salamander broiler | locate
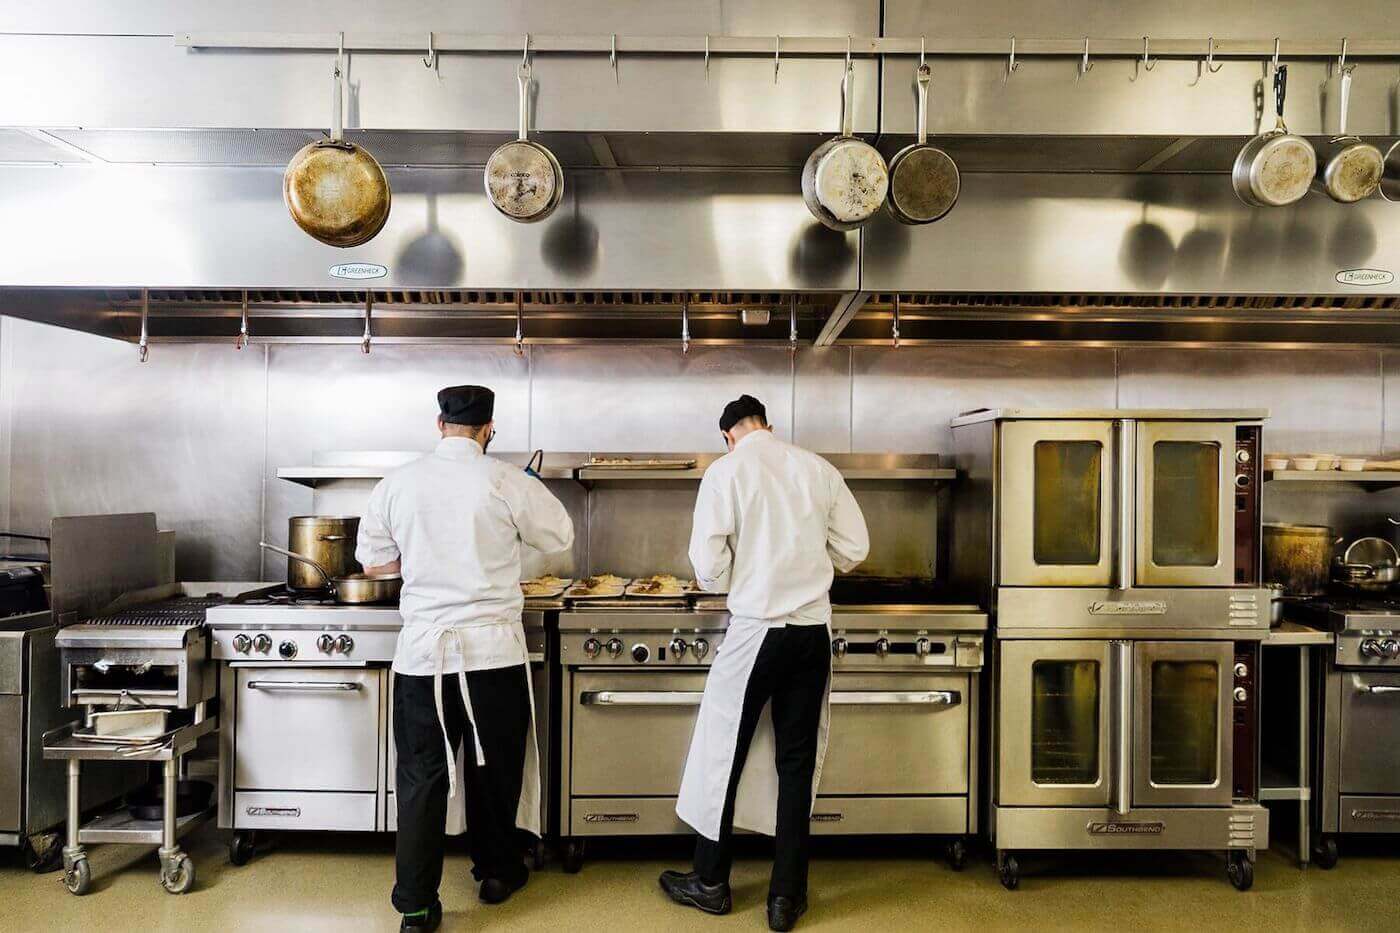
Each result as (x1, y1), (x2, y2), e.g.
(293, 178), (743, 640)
(555, 586), (987, 873)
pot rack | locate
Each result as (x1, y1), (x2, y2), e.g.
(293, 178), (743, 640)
(176, 32), (1400, 66)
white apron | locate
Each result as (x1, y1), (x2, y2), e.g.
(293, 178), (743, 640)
(675, 618), (832, 840)
(429, 619), (543, 839)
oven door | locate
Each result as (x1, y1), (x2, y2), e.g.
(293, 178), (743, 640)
(1339, 671), (1400, 795)
(1132, 641), (1233, 807)
(998, 640), (1113, 806)
(999, 420), (1117, 587)
(235, 667), (383, 792)
(1135, 422), (1235, 587)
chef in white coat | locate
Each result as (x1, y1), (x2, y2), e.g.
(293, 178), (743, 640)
(661, 394), (869, 933)
(357, 385), (573, 933)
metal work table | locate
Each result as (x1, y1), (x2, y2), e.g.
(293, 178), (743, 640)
(1259, 621), (1333, 868)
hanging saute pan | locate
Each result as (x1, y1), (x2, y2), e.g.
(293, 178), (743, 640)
(284, 39), (392, 247)
(485, 62), (564, 223)
(1232, 65), (1315, 208)
(1313, 66), (1384, 203)
(886, 63), (960, 225)
(802, 61), (888, 231)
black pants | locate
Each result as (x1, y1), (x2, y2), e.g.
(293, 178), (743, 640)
(694, 624), (830, 899)
(392, 665), (531, 914)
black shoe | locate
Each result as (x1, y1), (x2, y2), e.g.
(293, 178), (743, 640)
(400, 901), (442, 932)
(658, 870), (732, 915)
(767, 894), (807, 932)
(479, 873), (528, 905)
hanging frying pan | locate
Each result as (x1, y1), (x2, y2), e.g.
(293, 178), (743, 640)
(485, 62), (564, 223)
(1382, 141), (1400, 203)
(1313, 66), (1384, 203)
(283, 41), (392, 247)
(1232, 65), (1315, 208)
(886, 63), (960, 225)
(802, 62), (888, 231)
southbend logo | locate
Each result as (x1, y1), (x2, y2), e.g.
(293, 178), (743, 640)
(247, 806), (301, 818)
(583, 813), (639, 823)
(810, 813), (845, 822)
(1087, 601), (1167, 616)
(1087, 821), (1164, 835)
(329, 262), (388, 280)
(1336, 269), (1394, 286)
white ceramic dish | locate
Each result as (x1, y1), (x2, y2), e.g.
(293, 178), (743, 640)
(1290, 457), (1321, 471)
(1263, 457), (1290, 471)
(1339, 458), (1367, 472)
(1310, 453), (1341, 470)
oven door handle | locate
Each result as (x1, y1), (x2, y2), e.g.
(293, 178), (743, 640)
(829, 690), (961, 706)
(580, 691), (704, 706)
(246, 680), (363, 692)
(1354, 682), (1400, 695)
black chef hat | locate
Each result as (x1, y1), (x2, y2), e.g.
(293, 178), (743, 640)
(719, 394), (767, 432)
(438, 385), (495, 425)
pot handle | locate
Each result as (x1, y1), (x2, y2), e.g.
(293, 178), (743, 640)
(317, 534), (349, 542)
(839, 60), (855, 139)
(517, 62), (531, 142)
(330, 32), (345, 142)
(915, 63), (930, 146)
(1338, 65), (1352, 136)
(259, 541), (333, 586)
(1387, 517), (1400, 526)
(1273, 64), (1288, 133)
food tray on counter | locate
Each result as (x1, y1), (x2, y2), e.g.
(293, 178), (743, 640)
(625, 575), (694, 598)
(564, 575), (631, 600)
(521, 576), (572, 599)
(583, 457), (697, 471)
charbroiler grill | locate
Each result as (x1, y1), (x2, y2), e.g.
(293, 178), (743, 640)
(554, 578), (987, 874)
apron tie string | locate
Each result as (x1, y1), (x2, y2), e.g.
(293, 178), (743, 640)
(433, 627), (486, 800)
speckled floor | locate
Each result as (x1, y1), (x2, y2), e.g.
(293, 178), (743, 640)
(1, 827), (1396, 932)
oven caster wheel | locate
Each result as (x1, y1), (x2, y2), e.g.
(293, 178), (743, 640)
(161, 854), (196, 895)
(997, 851), (1019, 891)
(1226, 852), (1254, 892)
(562, 839), (585, 874)
(531, 839), (547, 871)
(230, 830), (257, 867)
(945, 838), (968, 871)
(63, 856), (91, 896)
(1314, 836), (1339, 871)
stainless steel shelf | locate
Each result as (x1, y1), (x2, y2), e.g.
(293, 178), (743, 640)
(278, 464), (579, 485)
(77, 805), (213, 846)
(578, 467), (956, 482)
(1265, 470), (1400, 490)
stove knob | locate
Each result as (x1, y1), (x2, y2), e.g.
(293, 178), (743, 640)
(336, 634), (355, 655)
(692, 638), (710, 660)
(1233, 662), (1249, 678)
(253, 634), (272, 654)
(605, 638), (624, 659)
(1233, 686), (1249, 703)
(874, 637), (892, 658)
(670, 638), (689, 659)
(631, 643), (650, 664)
(278, 640), (298, 660)
(1236, 449), (1252, 464)
(232, 634), (251, 654)
(583, 638), (602, 659)
(1362, 639), (1385, 658)
(316, 633), (335, 653)
(1384, 640), (1400, 660)
(831, 637), (848, 659)
(915, 638), (932, 657)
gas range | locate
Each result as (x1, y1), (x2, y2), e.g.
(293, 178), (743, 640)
(1293, 596), (1400, 668)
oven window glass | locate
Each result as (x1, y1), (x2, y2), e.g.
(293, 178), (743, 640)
(1151, 441), (1219, 567)
(1031, 660), (1100, 784)
(1032, 441), (1102, 566)
(1150, 660), (1219, 785)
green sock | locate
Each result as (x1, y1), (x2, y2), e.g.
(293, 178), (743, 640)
(403, 909), (430, 919)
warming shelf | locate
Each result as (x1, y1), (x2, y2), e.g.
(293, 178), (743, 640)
(1264, 470), (1400, 491)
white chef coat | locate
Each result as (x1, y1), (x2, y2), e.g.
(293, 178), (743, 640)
(355, 436), (574, 676)
(688, 430), (870, 625)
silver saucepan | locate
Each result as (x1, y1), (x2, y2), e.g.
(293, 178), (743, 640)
(1233, 65), (1315, 208)
(885, 63), (960, 225)
(484, 62), (564, 223)
(802, 62), (888, 231)
(260, 541), (401, 605)
(1312, 66), (1384, 204)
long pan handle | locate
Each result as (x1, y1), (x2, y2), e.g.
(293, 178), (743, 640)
(1338, 66), (1352, 136)
(1273, 64), (1288, 132)
(915, 63), (930, 146)
(517, 63), (531, 142)
(259, 540), (333, 586)
(331, 32), (345, 142)
(840, 61), (855, 138)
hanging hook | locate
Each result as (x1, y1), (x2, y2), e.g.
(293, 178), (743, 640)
(681, 298), (691, 355)
(236, 290), (249, 350)
(1007, 36), (1020, 77)
(138, 288), (149, 363)
(774, 35), (780, 84)
(514, 292), (525, 356)
(422, 32), (436, 70)
(361, 292), (373, 354)
(1205, 36), (1223, 74)
(891, 294), (901, 349)
(920, 36), (926, 70)
(789, 295), (798, 354)
(1141, 36), (1156, 72)
(521, 33), (530, 68)
(1078, 37), (1094, 79)
(610, 34), (618, 84)
(704, 35), (710, 79)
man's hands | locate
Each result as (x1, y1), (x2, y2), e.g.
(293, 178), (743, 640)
(365, 560), (402, 575)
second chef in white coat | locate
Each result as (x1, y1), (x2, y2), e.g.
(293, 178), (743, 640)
(357, 384), (573, 933)
(661, 394), (869, 933)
